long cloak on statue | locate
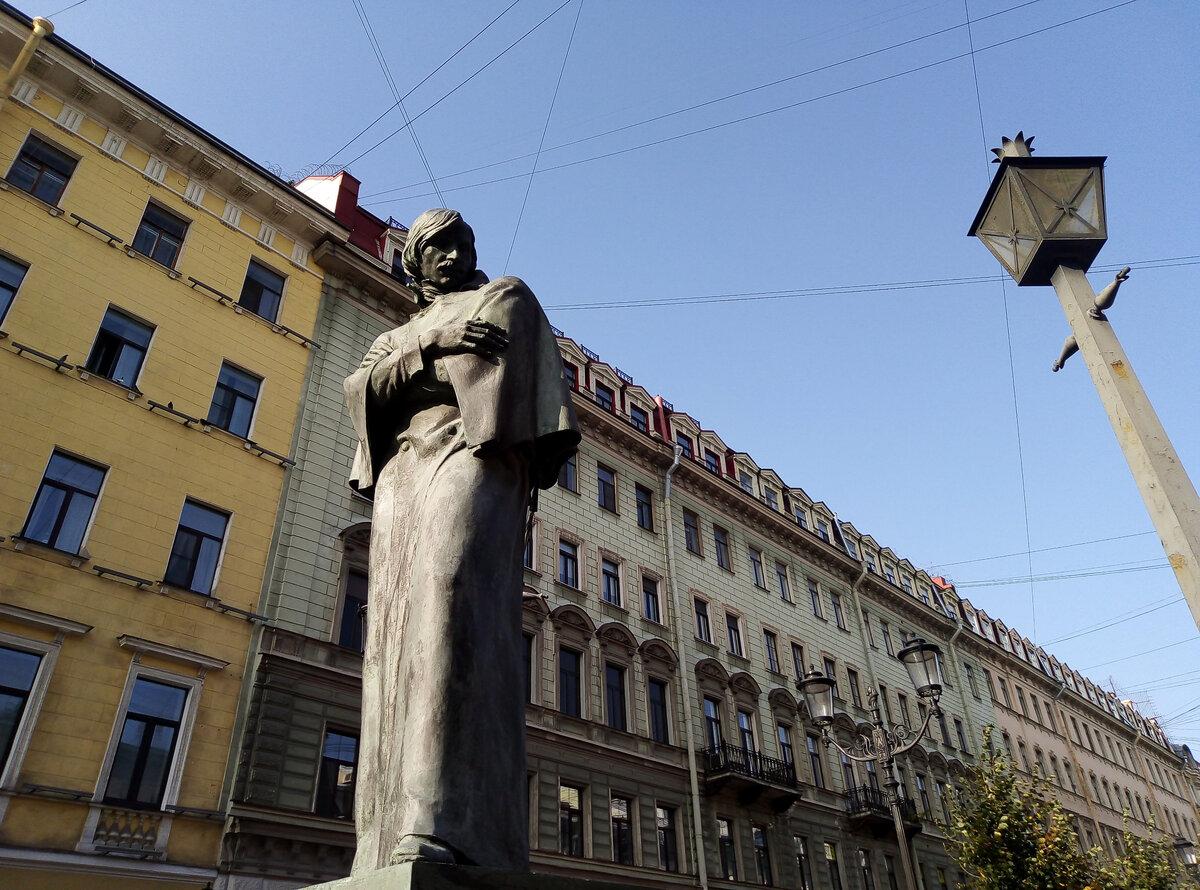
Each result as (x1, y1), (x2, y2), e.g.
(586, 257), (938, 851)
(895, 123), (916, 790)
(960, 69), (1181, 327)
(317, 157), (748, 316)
(343, 271), (578, 873)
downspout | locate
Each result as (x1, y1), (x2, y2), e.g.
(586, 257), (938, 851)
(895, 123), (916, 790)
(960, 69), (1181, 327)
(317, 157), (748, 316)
(663, 444), (707, 890)
(1054, 683), (1103, 841)
(0, 17), (53, 105)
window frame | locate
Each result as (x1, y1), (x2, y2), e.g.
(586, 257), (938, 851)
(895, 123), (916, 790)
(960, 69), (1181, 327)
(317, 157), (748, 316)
(6, 131), (78, 205)
(597, 463), (617, 512)
(558, 453), (578, 491)
(600, 555), (623, 607)
(163, 498), (230, 595)
(635, 484), (654, 531)
(725, 612), (744, 657)
(748, 546), (766, 588)
(0, 632), (63, 790)
(682, 508), (701, 554)
(656, 805), (679, 872)
(604, 662), (628, 732)
(610, 794), (635, 864)
(20, 449), (107, 555)
(641, 572), (663, 624)
(647, 676), (671, 744)
(131, 200), (190, 269)
(558, 647), (583, 717)
(693, 596), (713, 643)
(238, 258), (287, 323)
(206, 360), (262, 440)
(559, 783), (585, 857)
(713, 525), (731, 570)
(84, 304), (156, 390)
(334, 565), (369, 652)
(0, 251), (30, 328)
(763, 629), (780, 673)
(313, 725), (359, 820)
(775, 560), (791, 601)
(557, 537), (580, 588)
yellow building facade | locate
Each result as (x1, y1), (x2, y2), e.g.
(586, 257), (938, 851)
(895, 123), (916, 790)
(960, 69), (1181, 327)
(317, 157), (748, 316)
(0, 7), (347, 887)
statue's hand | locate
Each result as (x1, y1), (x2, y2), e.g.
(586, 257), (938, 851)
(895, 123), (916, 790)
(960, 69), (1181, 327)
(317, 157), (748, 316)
(423, 318), (509, 358)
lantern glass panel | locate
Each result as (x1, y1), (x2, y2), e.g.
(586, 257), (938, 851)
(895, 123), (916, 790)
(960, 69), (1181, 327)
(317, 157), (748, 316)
(800, 674), (836, 726)
(975, 177), (1039, 280)
(1017, 167), (1102, 235)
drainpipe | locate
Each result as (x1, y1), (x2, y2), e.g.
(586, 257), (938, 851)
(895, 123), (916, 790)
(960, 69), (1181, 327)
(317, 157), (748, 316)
(1053, 683), (1103, 843)
(0, 17), (53, 106)
(663, 444), (707, 890)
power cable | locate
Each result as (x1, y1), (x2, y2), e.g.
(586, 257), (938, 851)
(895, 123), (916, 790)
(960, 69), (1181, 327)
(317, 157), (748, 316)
(504, 0), (584, 273)
(360, 0), (1053, 201)
(1042, 596), (1180, 645)
(530, 254), (1199, 311)
(350, 0), (446, 205)
(1079, 636), (1200, 671)
(928, 529), (1159, 569)
(318, 0), (524, 168)
(359, 0), (1141, 205)
(955, 560), (1170, 588)
(48, 0), (90, 15)
(339, 0), (575, 171)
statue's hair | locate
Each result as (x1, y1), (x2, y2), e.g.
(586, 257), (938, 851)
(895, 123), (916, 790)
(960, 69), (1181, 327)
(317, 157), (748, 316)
(402, 208), (476, 297)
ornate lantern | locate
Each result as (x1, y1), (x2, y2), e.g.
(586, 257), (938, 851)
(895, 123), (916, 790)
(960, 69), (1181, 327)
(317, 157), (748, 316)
(897, 637), (944, 698)
(797, 667), (836, 726)
(968, 132), (1107, 286)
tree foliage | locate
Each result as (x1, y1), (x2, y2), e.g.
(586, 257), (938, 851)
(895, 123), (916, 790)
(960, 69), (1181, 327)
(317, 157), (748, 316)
(945, 728), (1194, 889)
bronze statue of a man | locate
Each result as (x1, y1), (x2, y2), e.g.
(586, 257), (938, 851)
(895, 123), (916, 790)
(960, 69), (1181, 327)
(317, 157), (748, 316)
(343, 209), (579, 873)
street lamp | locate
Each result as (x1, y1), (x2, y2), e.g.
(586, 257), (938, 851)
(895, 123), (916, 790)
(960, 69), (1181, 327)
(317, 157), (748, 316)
(969, 132), (1200, 634)
(1175, 835), (1198, 870)
(797, 638), (946, 890)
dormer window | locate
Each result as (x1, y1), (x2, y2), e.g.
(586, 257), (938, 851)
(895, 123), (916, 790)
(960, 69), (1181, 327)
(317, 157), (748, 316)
(676, 433), (693, 459)
(563, 362), (578, 390)
(630, 404), (649, 433)
(739, 472), (753, 494)
(595, 383), (615, 412)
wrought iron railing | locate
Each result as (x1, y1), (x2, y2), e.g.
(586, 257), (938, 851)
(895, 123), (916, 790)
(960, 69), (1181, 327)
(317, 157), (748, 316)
(701, 743), (797, 787)
(844, 785), (918, 822)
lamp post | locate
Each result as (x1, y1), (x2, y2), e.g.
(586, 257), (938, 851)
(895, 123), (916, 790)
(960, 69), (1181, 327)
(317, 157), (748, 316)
(969, 132), (1200, 634)
(797, 638), (946, 890)
(1176, 835), (1198, 873)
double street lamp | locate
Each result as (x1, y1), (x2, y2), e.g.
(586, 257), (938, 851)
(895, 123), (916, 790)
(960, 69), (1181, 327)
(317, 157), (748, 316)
(798, 638), (946, 890)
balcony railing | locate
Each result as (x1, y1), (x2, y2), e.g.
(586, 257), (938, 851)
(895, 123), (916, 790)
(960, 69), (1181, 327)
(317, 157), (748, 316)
(844, 785), (919, 823)
(701, 743), (797, 788)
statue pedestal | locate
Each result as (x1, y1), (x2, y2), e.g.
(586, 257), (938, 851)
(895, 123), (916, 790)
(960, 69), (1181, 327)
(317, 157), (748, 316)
(306, 862), (640, 890)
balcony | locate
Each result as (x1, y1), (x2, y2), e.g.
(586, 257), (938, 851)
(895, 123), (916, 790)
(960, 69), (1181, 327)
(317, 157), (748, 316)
(700, 743), (799, 811)
(844, 785), (922, 838)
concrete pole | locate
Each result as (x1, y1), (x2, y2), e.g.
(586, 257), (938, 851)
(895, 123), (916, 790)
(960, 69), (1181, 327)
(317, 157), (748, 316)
(1050, 264), (1200, 632)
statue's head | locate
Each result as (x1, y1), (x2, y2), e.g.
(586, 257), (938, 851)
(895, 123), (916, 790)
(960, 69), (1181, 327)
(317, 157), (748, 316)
(402, 209), (477, 301)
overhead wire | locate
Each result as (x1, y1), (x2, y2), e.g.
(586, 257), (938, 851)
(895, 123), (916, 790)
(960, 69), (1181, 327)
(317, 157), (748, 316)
(339, 0), (575, 171)
(1041, 596), (1180, 645)
(927, 529), (1159, 569)
(504, 0), (584, 273)
(1080, 636), (1200, 671)
(318, 0), (525, 168)
(350, 0), (447, 205)
(47, 0), (90, 15)
(361, 0), (1053, 201)
(954, 560), (1171, 588)
(358, 0), (1142, 206)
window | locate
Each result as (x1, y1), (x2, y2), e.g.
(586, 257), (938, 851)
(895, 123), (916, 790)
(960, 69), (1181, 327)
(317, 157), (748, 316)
(648, 678), (670, 743)
(955, 718), (969, 752)
(207, 362), (261, 438)
(611, 796), (634, 864)
(601, 557), (622, 606)
(558, 648), (581, 717)
(737, 710), (756, 753)
(865, 758), (880, 791)
(163, 499), (228, 594)
(1016, 686), (1028, 716)
(0, 646), (43, 769)
(830, 592), (846, 629)
(794, 836), (814, 890)
(523, 634), (534, 703)
(846, 668), (862, 708)
(776, 723), (794, 767)
(752, 825), (772, 885)
(635, 485), (653, 530)
(937, 711), (951, 747)
(675, 433), (693, 459)
(795, 507), (808, 529)
(559, 784), (584, 856)
(103, 677), (188, 808)
(683, 509), (701, 553)
(816, 520), (830, 542)
(844, 537), (857, 558)
(775, 561), (791, 601)
(597, 464), (616, 511)
(557, 539), (578, 587)
(656, 806), (678, 872)
(883, 855), (899, 890)
(823, 657), (839, 698)
(630, 404), (649, 433)
(595, 383), (615, 412)
(238, 260), (285, 322)
(763, 488), (778, 511)
(862, 610), (875, 646)
(563, 362), (577, 390)
(997, 676), (1011, 707)
(916, 773), (932, 817)
(524, 522), (537, 569)
(824, 843), (843, 890)
(558, 453), (577, 490)
(1, 254), (29, 325)
(791, 642), (804, 679)
(86, 307), (154, 387)
(763, 631), (780, 673)
(936, 780), (951, 823)
(8, 134), (76, 204)
(703, 697), (723, 748)
(807, 735), (825, 788)
(336, 568), (368, 651)
(642, 575), (662, 623)
(726, 613), (743, 657)
(749, 547), (766, 587)
(935, 867), (949, 890)
(314, 729), (358, 819)
(965, 663), (980, 697)
(705, 450), (722, 475)
(807, 579), (822, 617)
(897, 692), (911, 726)
(840, 752), (855, 791)
(877, 685), (892, 724)
(21, 450), (105, 554)
(713, 526), (731, 569)
(605, 664), (627, 731)
(132, 202), (189, 267)
(859, 849), (877, 890)
(865, 553), (876, 573)
(694, 599), (712, 642)
(739, 471), (754, 494)
(884, 565), (896, 583)
(718, 818), (738, 880)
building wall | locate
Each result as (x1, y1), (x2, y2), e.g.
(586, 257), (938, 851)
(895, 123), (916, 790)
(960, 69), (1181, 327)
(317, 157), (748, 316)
(0, 9), (338, 886)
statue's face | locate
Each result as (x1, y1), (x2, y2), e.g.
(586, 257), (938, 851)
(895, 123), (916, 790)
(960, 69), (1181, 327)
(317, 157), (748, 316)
(418, 222), (476, 293)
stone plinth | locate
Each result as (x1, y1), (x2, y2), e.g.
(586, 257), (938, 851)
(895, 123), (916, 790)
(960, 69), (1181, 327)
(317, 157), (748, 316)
(306, 862), (642, 890)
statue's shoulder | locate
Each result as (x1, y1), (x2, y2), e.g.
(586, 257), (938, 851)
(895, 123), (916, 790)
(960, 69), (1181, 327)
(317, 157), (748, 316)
(483, 275), (531, 293)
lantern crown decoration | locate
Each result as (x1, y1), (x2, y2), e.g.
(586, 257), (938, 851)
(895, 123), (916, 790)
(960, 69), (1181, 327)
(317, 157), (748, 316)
(969, 133), (1107, 286)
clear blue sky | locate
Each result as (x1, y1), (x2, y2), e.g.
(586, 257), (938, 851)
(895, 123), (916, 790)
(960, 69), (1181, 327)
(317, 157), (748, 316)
(40, 0), (1200, 747)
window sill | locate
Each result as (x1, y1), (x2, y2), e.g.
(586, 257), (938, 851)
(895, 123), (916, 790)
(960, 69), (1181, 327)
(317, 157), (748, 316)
(695, 637), (719, 652)
(76, 368), (143, 399)
(10, 535), (90, 567)
(2, 179), (65, 216)
(123, 244), (182, 279)
(727, 651), (751, 665)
